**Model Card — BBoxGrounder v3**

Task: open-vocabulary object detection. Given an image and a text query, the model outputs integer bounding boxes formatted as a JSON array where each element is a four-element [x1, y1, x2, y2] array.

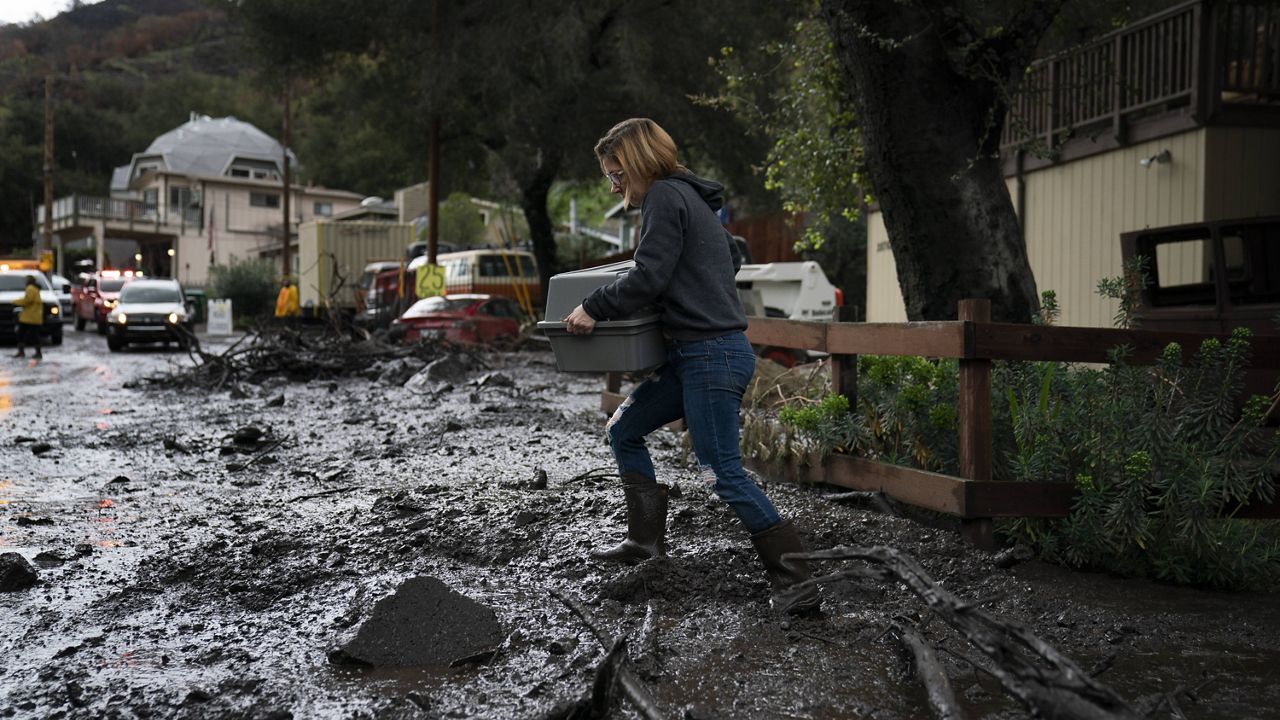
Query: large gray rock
[[0, 552, 38, 591], [330, 576, 502, 667], [422, 354, 472, 384]]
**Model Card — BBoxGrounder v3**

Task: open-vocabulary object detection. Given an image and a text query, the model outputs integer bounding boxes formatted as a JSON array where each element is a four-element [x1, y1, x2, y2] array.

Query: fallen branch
[[790, 546, 1140, 720], [241, 436, 288, 469], [288, 486, 361, 503], [825, 490, 900, 516], [144, 323, 459, 390], [891, 620, 963, 720], [550, 589, 665, 720], [567, 467, 619, 484]]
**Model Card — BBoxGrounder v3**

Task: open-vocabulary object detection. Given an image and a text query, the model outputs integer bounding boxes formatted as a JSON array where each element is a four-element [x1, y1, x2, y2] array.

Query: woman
[[13, 275, 44, 360], [563, 118, 819, 615]]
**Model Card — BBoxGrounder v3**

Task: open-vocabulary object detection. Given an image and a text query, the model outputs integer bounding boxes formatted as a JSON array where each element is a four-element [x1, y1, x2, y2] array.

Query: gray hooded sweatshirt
[[582, 171, 746, 341]]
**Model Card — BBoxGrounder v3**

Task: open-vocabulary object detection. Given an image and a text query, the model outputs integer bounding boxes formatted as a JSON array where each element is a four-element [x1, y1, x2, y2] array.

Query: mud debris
[[330, 576, 504, 667], [3, 336, 1280, 719], [0, 552, 38, 591]]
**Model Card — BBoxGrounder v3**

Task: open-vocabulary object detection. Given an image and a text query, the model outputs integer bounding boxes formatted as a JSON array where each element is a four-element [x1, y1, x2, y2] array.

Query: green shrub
[[768, 330, 1280, 589], [1000, 329, 1280, 589], [209, 260, 277, 324]]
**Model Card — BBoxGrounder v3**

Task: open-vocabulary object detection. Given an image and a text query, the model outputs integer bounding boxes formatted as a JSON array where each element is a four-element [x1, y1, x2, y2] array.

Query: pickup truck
[[736, 261, 844, 367], [72, 270, 142, 334], [1121, 216, 1279, 335], [1122, 216, 1279, 415], [0, 269, 63, 345]]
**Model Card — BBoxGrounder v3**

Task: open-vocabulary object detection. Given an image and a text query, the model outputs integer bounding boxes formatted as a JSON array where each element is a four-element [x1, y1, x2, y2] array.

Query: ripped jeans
[[606, 331, 781, 534]]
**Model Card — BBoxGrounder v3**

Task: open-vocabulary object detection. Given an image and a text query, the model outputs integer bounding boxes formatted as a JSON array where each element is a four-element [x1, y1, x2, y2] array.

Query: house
[[394, 181, 527, 248], [865, 0, 1280, 327], [38, 114, 364, 287]]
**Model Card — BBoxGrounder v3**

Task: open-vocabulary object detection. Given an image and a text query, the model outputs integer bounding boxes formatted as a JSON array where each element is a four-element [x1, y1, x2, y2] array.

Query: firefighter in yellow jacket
[[274, 278, 300, 319], [13, 275, 43, 360]]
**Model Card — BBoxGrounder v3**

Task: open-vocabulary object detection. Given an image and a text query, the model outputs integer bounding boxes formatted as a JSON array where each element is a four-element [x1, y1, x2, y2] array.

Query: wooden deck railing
[[600, 299, 1280, 548], [1001, 0, 1280, 152], [38, 194, 204, 233]]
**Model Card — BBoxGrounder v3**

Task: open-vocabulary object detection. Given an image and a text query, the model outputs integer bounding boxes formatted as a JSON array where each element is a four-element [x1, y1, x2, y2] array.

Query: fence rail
[[600, 299, 1280, 547]]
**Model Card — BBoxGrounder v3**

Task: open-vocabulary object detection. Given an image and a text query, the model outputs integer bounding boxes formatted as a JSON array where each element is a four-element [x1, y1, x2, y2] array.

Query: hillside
[[0, 0, 269, 251]]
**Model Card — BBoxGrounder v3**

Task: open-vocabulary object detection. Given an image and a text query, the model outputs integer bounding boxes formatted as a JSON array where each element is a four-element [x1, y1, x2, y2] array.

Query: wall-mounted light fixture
[[1139, 149, 1172, 168]]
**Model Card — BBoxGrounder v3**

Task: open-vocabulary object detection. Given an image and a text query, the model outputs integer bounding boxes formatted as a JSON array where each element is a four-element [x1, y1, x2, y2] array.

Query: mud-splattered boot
[[750, 519, 821, 615], [590, 472, 668, 563]]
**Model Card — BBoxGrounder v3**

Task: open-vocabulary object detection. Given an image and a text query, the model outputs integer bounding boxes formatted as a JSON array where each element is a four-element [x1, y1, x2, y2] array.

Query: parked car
[[736, 260, 844, 367], [105, 279, 194, 352], [49, 273, 73, 323], [390, 294, 528, 345], [370, 249, 542, 326], [73, 270, 143, 334], [0, 269, 63, 345]]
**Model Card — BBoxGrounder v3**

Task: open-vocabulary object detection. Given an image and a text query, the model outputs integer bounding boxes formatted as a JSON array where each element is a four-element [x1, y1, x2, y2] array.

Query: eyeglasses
[[605, 170, 624, 186]]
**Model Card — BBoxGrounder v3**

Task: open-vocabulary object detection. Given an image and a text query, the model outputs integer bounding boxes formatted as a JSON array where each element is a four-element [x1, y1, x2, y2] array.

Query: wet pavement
[[2, 327, 1279, 719]]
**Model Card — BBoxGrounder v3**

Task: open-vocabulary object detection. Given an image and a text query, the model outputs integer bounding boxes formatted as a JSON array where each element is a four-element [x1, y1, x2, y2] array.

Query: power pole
[[282, 80, 292, 280], [427, 0, 440, 266], [42, 74, 54, 264]]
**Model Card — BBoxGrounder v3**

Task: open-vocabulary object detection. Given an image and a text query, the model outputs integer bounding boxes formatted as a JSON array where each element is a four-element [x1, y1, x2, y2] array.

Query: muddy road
[[2, 328, 1279, 719]]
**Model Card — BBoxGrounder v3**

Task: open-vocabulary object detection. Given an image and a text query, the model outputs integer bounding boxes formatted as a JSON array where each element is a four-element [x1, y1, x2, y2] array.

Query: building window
[[229, 168, 250, 178], [170, 187, 192, 209], [250, 192, 281, 208], [314, 202, 333, 217]]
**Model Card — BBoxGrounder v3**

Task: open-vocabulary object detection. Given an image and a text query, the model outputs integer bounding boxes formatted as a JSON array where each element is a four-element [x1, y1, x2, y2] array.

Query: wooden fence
[[600, 299, 1280, 548]]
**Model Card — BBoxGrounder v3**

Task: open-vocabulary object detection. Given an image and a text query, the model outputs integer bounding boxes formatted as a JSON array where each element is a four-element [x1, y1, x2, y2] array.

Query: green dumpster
[[184, 289, 207, 324]]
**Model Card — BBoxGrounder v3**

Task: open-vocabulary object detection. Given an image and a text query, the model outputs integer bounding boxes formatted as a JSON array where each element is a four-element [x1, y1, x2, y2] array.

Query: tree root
[[790, 545, 1141, 720], [550, 589, 665, 720], [890, 619, 963, 720]]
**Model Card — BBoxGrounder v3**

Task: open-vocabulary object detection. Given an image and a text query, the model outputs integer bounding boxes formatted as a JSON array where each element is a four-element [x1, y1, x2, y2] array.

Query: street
[[2, 327, 1279, 719]]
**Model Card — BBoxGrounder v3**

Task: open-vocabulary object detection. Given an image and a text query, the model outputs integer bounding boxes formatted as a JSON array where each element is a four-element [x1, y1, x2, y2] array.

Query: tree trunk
[[518, 151, 561, 309], [820, 1, 1043, 322]]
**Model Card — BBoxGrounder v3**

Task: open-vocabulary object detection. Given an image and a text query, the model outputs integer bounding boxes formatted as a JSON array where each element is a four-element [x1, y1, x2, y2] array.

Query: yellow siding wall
[[1021, 131, 1207, 327], [865, 212, 907, 322], [1204, 126, 1280, 221], [866, 125, 1280, 326]]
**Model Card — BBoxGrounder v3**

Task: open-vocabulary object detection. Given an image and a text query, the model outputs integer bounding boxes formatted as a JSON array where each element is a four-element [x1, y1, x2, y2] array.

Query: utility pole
[[282, 80, 292, 280], [427, 0, 440, 266], [42, 74, 54, 265]]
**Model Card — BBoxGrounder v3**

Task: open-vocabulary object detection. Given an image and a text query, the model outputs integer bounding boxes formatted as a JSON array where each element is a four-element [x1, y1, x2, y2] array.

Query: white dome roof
[[132, 115, 297, 178]]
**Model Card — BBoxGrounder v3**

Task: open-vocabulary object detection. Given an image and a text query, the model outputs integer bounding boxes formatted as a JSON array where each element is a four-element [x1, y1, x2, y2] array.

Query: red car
[[391, 294, 528, 345], [72, 270, 142, 334]]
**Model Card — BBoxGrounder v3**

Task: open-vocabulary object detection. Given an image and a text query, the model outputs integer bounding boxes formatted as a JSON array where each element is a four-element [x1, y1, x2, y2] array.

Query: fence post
[[958, 299, 994, 549], [829, 304, 859, 411]]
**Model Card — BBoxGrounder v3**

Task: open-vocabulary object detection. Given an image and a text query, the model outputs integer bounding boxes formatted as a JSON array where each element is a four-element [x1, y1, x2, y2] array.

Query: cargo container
[[297, 220, 414, 313]]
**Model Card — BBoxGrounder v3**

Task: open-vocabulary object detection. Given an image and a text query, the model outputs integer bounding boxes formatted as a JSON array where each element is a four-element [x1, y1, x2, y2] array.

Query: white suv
[[105, 279, 194, 352]]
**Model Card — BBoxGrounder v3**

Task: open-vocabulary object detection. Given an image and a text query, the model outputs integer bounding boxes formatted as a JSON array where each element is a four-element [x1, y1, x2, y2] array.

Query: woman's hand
[[563, 304, 597, 335]]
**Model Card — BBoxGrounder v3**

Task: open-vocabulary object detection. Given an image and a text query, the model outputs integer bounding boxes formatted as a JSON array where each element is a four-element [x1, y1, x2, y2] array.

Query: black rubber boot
[[590, 472, 668, 563], [750, 519, 821, 615]]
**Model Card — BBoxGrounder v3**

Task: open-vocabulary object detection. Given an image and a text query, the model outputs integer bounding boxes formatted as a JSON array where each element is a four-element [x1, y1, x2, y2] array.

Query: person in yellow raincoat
[[274, 278, 300, 320], [13, 275, 44, 360]]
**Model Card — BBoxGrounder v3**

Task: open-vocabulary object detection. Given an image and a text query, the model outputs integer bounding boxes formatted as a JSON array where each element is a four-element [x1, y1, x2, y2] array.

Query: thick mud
[[2, 330, 1279, 719]]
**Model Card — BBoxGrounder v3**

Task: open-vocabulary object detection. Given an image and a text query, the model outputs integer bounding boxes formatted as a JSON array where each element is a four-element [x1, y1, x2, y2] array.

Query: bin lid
[[544, 259, 638, 320]]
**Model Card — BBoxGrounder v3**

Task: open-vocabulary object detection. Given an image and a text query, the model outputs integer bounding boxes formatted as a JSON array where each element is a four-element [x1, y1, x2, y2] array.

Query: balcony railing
[[1001, 0, 1280, 151], [38, 194, 203, 231]]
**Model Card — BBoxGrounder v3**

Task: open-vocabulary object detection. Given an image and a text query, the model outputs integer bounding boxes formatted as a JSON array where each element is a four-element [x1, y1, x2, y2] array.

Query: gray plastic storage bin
[[537, 260, 666, 373]]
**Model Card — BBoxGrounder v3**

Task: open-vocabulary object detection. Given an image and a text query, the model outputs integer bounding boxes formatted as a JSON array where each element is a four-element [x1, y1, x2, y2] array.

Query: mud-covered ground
[[2, 329, 1279, 720]]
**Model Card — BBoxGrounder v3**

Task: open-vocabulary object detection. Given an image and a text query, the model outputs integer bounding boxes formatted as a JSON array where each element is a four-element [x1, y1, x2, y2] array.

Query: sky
[[0, 0, 104, 26]]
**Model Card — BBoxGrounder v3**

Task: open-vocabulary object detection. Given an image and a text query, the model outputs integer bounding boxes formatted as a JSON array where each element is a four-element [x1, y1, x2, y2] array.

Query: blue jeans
[[606, 331, 781, 534]]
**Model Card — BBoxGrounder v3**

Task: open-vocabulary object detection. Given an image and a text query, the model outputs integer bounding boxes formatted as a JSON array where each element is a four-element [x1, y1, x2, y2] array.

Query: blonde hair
[[594, 118, 684, 206]]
